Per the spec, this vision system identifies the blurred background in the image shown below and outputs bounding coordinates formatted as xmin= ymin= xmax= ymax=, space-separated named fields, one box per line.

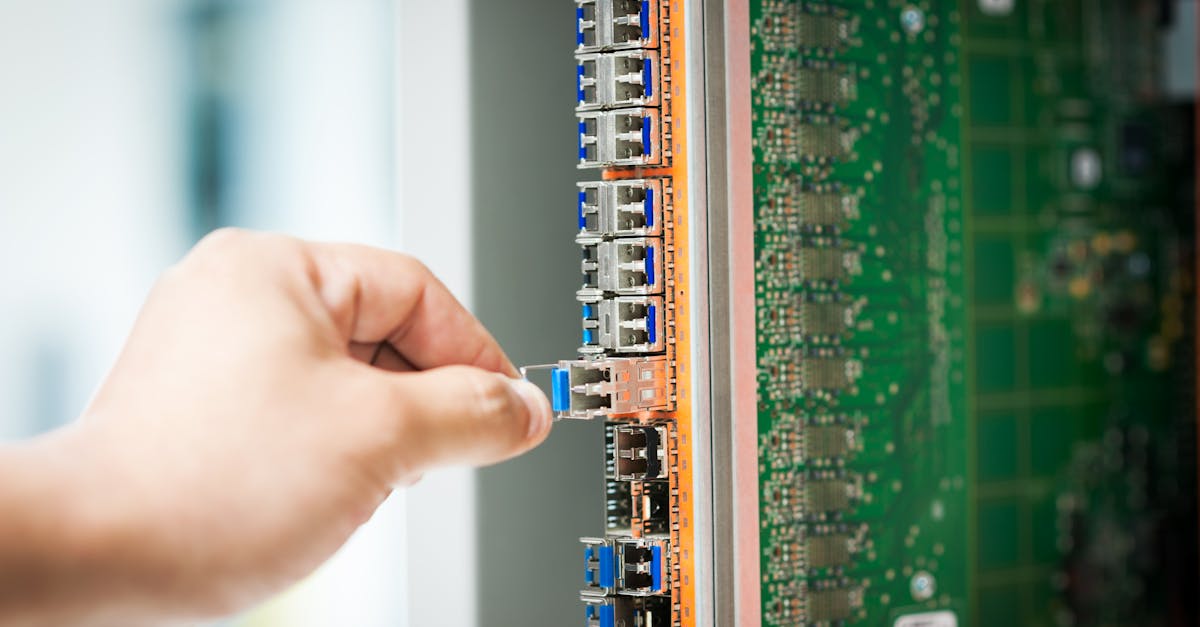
xmin=0 ymin=0 xmax=589 ymax=625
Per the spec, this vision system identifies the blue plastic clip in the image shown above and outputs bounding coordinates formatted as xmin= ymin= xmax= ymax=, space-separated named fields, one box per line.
xmin=640 ymin=1 xmax=650 ymax=40
xmin=598 ymin=545 xmax=616 ymax=588
xmin=577 ymin=64 xmax=586 ymax=104
xmin=578 ymin=190 xmax=587 ymax=229
xmin=651 ymin=545 xmax=663 ymax=591
xmin=645 ymin=246 xmax=656 ymax=287
xmin=643 ymin=58 xmax=653 ymax=98
xmin=552 ymin=368 xmax=570 ymax=413
xmin=576 ymin=7 xmax=585 ymax=46
xmin=645 ymin=187 xmax=655 ymax=227
xmin=647 ymin=305 xmax=657 ymax=345
xmin=641 ymin=118 xmax=651 ymax=157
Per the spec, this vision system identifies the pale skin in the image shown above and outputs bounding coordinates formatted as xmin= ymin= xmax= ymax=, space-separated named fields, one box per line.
xmin=0 ymin=229 xmax=553 ymax=626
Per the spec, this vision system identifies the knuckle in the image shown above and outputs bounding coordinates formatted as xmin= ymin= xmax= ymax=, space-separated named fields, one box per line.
xmin=185 ymin=228 xmax=309 ymax=279
xmin=196 ymin=227 xmax=251 ymax=252
xmin=394 ymin=253 xmax=432 ymax=280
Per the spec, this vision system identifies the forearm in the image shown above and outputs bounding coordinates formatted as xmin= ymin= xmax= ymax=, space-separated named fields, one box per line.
xmin=0 ymin=427 xmax=163 ymax=626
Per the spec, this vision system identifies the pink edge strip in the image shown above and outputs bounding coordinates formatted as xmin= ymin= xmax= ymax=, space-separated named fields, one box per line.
xmin=725 ymin=0 xmax=762 ymax=624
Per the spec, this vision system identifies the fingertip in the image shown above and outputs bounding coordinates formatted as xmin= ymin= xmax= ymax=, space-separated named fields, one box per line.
xmin=509 ymin=378 xmax=553 ymax=444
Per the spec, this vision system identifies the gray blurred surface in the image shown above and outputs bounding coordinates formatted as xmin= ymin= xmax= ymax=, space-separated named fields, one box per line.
xmin=470 ymin=0 xmax=603 ymax=625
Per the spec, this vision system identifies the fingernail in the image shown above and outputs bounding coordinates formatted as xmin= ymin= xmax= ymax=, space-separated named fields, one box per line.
xmin=510 ymin=378 xmax=552 ymax=440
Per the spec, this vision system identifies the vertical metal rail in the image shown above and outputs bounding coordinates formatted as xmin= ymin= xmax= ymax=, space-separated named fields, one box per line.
xmin=701 ymin=0 xmax=760 ymax=625
xmin=683 ymin=0 xmax=716 ymax=624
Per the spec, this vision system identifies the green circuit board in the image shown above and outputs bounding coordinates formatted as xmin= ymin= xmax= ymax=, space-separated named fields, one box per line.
xmin=751 ymin=1 xmax=1196 ymax=626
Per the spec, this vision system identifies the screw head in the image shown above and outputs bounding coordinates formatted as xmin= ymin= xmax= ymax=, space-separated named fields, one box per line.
xmin=901 ymin=7 xmax=926 ymax=34
xmin=911 ymin=570 xmax=937 ymax=601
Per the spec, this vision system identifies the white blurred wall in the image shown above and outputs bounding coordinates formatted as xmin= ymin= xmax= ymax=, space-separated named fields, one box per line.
xmin=0 ymin=0 xmax=459 ymax=624
xmin=0 ymin=0 xmax=189 ymax=439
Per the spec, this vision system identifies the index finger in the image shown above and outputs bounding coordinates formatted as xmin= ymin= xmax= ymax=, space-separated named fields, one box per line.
xmin=305 ymin=241 xmax=517 ymax=376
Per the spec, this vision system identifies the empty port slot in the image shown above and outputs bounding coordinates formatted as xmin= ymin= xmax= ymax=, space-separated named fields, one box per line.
xmin=614 ymin=424 xmax=667 ymax=480
xmin=554 ymin=356 xmax=672 ymax=420
xmin=577 ymin=179 xmax=665 ymax=239
xmin=635 ymin=480 xmax=671 ymax=536
xmin=606 ymin=477 xmax=633 ymax=534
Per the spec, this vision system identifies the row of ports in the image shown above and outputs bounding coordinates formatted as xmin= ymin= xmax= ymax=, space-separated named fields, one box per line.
xmin=582 ymin=536 xmax=671 ymax=597
xmin=579 ymin=108 xmax=662 ymax=169
xmin=551 ymin=356 xmax=672 ymax=420
xmin=577 ymin=49 xmax=662 ymax=111
xmin=577 ymin=0 xmax=660 ymax=52
xmin=577 ymin=179 xmax=664 ymax=238
xmin=580 ymin=295 xmax=665 ymax=354
xmin=584 ymin=595 xmax=670 ymax=627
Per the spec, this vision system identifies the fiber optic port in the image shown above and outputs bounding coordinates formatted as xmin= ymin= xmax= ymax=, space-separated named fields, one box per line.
xmin=578 ymin=236 xmax=664 ymax=296
xmin=608 ymin=0 xmax=657 ymax=49
xmin=576 ymin=56 xmax=600 ymax=109
xmin=578 ymin=115 xmax=600 ymax=164
xmin=613 ymin=424 xmax=668 ymax=480
xmin=579 ymin=295 xmax=666 ymax=354
xmin=582 ymin=596 xmax=615 ymax=627
xmin=576 ymin=0 xmax=660 ymax=52
xmin=611 ymin=109 xmax=660 ymax=167
xmin=577 ymin=108 xmax=663 ymax=168
xmin=582 ymin=537 xmax=618 ymax=596
xmin=606 ymin=477 xmax=633 ymax=534
xmin=581 ymin=537 xmax=671 ymax=598
xmin=576 ymin=50 xmax=662 ymax=110
xmin=577 ymin=179 xmax=664 ymax=239
xmin=633 ymin=480 xmax=671 ymax=536
xmin=551 ymin=356 xmax=672 ymax=420
xmin=615 ymin=537 xmax=671 ymax=596
xmin=583 ymin=594 xmax=672 ymax=627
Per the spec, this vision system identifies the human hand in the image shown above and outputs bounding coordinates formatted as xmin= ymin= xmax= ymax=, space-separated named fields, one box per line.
xmin=0 ymin=229 xmax=552 ymax=625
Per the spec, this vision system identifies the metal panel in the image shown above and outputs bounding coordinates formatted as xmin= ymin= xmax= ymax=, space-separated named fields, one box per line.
xmin=701 ymin=0 xmax=760 ymax=625
xmin=683 ymin=0 xmax=716 ymax=624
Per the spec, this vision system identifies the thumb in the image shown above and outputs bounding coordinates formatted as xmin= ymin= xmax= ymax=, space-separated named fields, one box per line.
xmin=379 ymin=365 xmax=553 ymax=476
